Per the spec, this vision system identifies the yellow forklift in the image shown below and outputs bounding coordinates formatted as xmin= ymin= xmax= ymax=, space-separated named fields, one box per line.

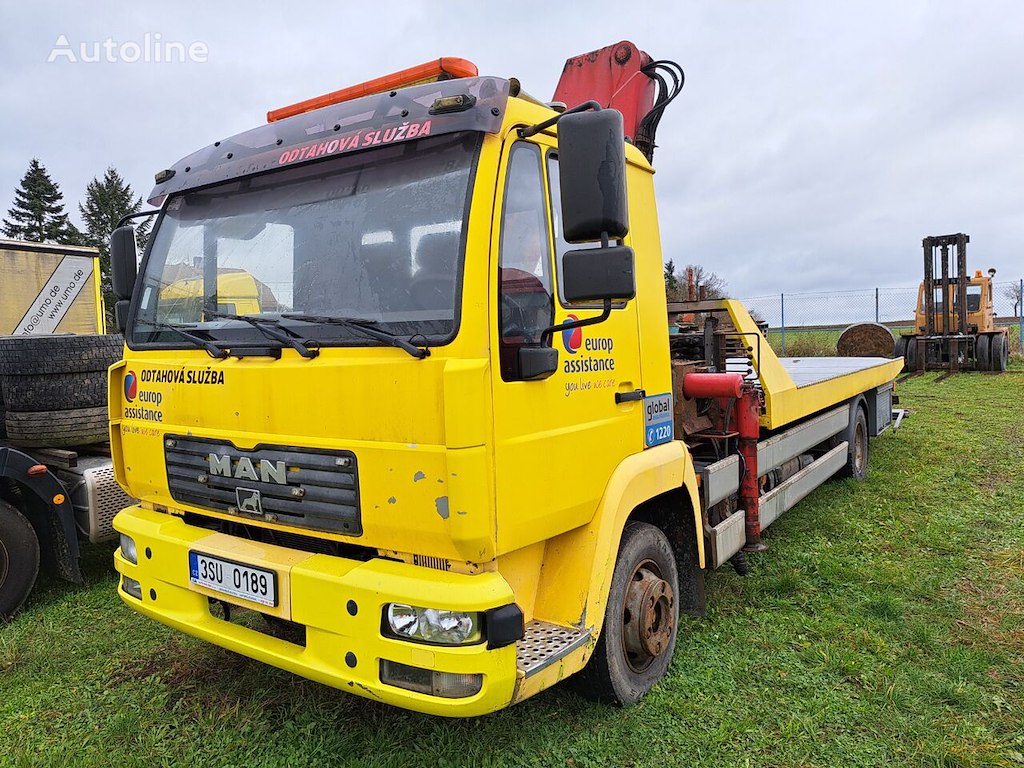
xmin=896 ymin=233 xmax=1008 ymax=373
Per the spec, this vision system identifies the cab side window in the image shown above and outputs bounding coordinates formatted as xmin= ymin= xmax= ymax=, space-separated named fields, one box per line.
xmin=546 ymin=154 xmax=604 ymax=307
xmin=498 ymin=143 xmax=554 ymax=381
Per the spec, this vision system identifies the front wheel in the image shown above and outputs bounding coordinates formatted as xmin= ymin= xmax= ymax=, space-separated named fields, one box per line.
xmin=976 ymin=334 xmax=992 ymax=371
xmin=904 ymin=336 xmax=918 ymax=370
xmin=573 ymin=522 xmax=679 ymax=705
xmin=990 ymin=333 xmax=1008 ymax=373
xmin=894 ymin=336 xmax=908 ymax=360
xmin=0 ymin=499 xmax=40 ymax=620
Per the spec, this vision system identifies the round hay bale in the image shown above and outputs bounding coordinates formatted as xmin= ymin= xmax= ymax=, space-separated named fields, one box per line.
xmin=837 ymin=323 xmax=896 ymax=357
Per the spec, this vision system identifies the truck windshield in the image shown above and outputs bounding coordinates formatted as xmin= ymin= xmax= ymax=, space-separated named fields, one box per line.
xmin=131 ymin=132 xmax=480 ymax=349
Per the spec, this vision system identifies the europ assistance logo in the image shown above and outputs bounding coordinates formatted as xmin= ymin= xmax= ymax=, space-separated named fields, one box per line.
xmin=561 ymin=314 xmax=581 ymax=354
xmin=124 ymin=370 xmax=138 ymax=402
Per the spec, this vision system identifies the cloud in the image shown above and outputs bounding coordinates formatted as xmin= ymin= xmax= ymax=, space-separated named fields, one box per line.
xmin=2 ymin=0 xmax=1022 ymax=300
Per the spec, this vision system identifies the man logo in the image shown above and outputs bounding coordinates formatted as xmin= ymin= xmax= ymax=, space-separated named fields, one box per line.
xmin=208 ymin=453 xmax=287 ymax=485
xmin=236 ymin=488 xmax=262 ymax=516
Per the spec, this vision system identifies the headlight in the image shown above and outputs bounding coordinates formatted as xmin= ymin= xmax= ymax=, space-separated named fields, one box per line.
xmin=385 ymin=603 xmax=481 ymax=645
xmin=119 ymin=534 xmax=138 ymax=565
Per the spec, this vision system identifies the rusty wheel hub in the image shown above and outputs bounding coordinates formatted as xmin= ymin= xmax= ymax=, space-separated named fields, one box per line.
xmin=622 ymin=560 xmax=675 ymax=672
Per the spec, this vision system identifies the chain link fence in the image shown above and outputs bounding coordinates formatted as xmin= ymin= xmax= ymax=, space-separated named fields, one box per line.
xmin=741 ymin=279 xmax=1024 ymax=357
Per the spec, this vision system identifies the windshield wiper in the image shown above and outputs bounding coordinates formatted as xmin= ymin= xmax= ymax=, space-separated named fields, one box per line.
xmin=281 ymin=313 xmax=431 ymax=359
xmin=203 ymin=310 xmax=320 ymax=359
xmin=136 ymin=320 xmax=229 ymax=359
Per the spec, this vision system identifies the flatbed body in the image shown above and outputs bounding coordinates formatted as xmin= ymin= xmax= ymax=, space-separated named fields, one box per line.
xmin=708 ymin=300 xmax=903 ymax=429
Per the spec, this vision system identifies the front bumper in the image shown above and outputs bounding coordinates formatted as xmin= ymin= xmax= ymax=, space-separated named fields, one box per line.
xmin=113 ymin=506 xmax=518 ymax=717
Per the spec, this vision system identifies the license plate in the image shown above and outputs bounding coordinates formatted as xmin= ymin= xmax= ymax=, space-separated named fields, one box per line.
xmin=188 ymin=551 xmax=277 ymax=607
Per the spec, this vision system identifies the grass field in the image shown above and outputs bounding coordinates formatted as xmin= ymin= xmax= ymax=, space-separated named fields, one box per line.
xmin=3 ymin=373 xmax=1023 ymax=767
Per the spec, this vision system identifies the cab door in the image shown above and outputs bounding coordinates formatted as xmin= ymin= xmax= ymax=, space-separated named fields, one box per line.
xmin=490 ymin=134 xmax=645 ymax=555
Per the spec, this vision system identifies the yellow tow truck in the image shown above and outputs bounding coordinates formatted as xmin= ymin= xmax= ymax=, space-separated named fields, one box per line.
xmin=108 ymin=43 xmax=903 ymax=716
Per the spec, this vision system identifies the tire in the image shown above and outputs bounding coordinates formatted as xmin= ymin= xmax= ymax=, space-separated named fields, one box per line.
xmin=4 ymin=406 xmax=109 ymax=447
xmin=904 ymin=336 xmax=918 ymax=371
xmin=990 ymin=333 xmax=1008 ymax=373
xmin=975 ymin=334 xmax=991 ymax=372
xmin=573 ymin=522 xmax=679 ymax=705
xmin=0 ymin=499 xmax=40 ymax=620
xmin=837 ymin=403 xmax=869 ymax=480
xmin=1 ymin=370 xmax=108 ymax=412
xmin=0 ymin=334 xmax=123 ymax=376
xmin=894 ymin=336 xmax=908 ymax=360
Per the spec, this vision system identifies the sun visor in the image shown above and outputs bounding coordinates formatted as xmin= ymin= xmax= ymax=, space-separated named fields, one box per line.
xmin=148 ymin=76 xmax=509 ymax=205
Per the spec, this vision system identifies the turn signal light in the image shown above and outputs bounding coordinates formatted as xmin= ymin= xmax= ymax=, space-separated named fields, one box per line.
xmin=267 ymin=57 xmax=479 ymax=123
xmin=27 ymin=464 xmax=48 ymax=477
xmin=379 ymin=660 xmax=482 ymax=699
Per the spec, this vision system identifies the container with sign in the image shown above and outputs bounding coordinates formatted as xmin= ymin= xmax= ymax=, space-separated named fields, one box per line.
xmin=1 ymin=238 xmax=133 ymax=619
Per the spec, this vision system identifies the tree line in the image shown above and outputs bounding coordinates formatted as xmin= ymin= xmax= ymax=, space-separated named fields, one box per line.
xmin=2 ymin=158 xmax=150 ymax=322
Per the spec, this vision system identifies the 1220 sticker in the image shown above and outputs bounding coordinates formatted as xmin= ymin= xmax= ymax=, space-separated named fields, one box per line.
xmin=644 ymin=393 xmax=673 ymax=448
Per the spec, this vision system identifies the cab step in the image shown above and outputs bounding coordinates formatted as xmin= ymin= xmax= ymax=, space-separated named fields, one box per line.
xmin=516 ymin=620 xmax=591 ymax=677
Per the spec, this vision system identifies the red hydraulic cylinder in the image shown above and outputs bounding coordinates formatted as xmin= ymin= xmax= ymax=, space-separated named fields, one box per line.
xmin=681 ymin=372 xmax=743 ymax=400
xmin=735 ymin=389 xmax=767 ymax=552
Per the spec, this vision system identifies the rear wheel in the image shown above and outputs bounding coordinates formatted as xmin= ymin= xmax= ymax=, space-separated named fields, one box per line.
xmin=990 ymin=333 xmax=1008 ymax=373
xmin=573 ymin=522 xmax=679 ymax=705
xmin=0 ymin=500 xmax=40 ymax=620
xmin=837 ymin=404 xmax=869 ymax=480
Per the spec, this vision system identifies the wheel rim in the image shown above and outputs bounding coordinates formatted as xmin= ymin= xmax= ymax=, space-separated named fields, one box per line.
xmin=621 ymin=559 xmax=675 ymax=673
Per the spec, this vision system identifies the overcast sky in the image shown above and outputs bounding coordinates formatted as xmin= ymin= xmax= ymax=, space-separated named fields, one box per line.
xmin=2 ymin=1 xmax=1022 ymax=299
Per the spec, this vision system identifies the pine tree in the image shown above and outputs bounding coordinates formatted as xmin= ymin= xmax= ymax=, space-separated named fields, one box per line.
xmin=79 ymin=167 xmax=150 ymax=319
xmin=2 ymin=158 xmax=81 ymax=244
xmin=664 ymin=259 xmax=681 ymax=301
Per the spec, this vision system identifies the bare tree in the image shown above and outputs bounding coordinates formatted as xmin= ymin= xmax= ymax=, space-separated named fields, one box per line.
xmin=686 ymin=264 xmax=728 ymax=300
xmin=1003 ymin=282 xmax=1023 ymax=317
xmin=664 ymin=260 xmax=729 ymax=301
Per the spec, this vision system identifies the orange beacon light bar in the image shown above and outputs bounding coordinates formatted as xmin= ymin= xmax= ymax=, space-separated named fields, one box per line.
xmin=267 ymin=57 xmax=479 ymax=123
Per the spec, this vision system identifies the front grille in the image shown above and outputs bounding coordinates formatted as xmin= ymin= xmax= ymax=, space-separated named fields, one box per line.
xmin=413 ymin=555 xmax=451 ymax=571
xmin=165 ymin=436 xmax=361 ymax=536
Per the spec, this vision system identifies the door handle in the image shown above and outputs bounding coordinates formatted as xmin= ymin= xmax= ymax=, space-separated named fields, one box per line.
xmin=615 ymin=388 xmax=646 ymax=404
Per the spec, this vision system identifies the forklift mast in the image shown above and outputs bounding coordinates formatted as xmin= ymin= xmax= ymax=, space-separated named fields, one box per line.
xmin=922 ymin=233 xmax=970 ymax=337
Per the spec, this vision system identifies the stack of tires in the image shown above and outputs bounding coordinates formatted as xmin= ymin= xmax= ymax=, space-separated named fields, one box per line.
xmin=0 ymin=335 xmax=124 ymax=447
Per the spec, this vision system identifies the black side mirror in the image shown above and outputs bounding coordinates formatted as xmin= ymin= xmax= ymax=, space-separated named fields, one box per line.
xmin=110 ymin=226 xmax=138 ymax=300
xmin=114 ymin=299 xmax=132 ymax=333
xmin=517 ymin=346 xmax=559 ymax=380
xmin=562 ymin=245 xmax=636 ymax=304
xmin=557 ymin=109 xmax=629 ymax=243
